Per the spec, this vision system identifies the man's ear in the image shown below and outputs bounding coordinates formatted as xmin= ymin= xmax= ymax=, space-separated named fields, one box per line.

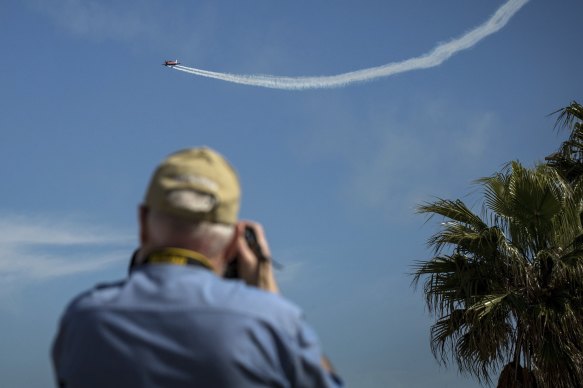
xmin=139 ymin=205 xmax=149 ymax=245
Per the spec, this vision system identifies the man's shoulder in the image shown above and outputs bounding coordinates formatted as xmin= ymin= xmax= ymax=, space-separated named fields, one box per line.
xmin=60 ymin=278 xmax=127 ymax=317
xmin=61 ymin=267 xmax=304 ymax=334
xmin=219 ymin=278 xmax=303 ymax=322
xmin=150 ymin=265 xmax=304 ymax=324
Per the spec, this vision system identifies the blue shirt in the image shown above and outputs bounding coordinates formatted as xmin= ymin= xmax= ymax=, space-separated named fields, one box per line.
xmin=52 ymin=263 xmax=342 ymax=388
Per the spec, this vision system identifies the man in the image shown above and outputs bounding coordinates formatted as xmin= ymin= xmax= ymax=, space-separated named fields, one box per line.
xmin=52 ymin=147 xmax=342 ymax=387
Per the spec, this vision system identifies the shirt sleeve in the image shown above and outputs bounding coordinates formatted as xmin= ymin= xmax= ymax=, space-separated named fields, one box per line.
xmin=51 ymin=309 xmax=70 ymax=388
xmin=289 ymin=320 xmax=344 ymax=387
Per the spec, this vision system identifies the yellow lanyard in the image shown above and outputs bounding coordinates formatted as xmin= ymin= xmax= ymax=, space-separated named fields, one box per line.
xmin=144 ymin=247 xmax=213 ymax=270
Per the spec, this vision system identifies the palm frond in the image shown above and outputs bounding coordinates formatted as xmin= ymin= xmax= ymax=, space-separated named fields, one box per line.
xmin=551 ymin=100 xmax=583 ymax=132
xmin=417 ymin=199 xmax=488 ymax=231
xmin=547 ymin=101 xmax=583 ymax=182
xmin=413 ymin=143 xmax=583 ymax=387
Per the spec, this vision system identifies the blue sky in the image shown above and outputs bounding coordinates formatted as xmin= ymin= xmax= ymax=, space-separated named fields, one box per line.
xmin=1 ymin=0 xmax=582 ymax=387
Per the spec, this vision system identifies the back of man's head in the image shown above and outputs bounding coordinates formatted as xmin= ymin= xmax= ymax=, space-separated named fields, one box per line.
xmin=141 ymin=147 xmax=241 ymax=258
xmin=144 ymin=147 xmax=241 ymax=225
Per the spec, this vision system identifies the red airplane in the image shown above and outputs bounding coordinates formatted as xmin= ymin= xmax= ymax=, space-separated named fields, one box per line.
xmin=163 ymin=60 xmax=180 ymax=67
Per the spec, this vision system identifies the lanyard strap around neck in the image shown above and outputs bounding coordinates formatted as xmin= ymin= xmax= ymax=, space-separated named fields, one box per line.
xmin=143 ymin=247 xmax=213 ymax=270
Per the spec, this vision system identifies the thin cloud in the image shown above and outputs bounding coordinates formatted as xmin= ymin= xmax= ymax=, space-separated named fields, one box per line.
xmin=0 ymin=215 xmax=133 ymax=284
xmin=345 ymin=108 xmax=499 ymax=218
xmin=172 ymin=0 xmax=529 ymax=89
xmin=0 ymin=215 xmax=132 ymax=245
xmin=0 ymin=248 xmax=128 ymax=281
xmin=25 ymin=0 xmax=153 ymax=42
xmin=24 ymin=0 xmax=214 ymax=56
xmin=292 ymin=97 xmax=501 ymax=221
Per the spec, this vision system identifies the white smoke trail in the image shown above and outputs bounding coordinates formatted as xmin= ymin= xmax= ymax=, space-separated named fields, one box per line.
xmin=172 ymin=0 xmax=529 ymax=90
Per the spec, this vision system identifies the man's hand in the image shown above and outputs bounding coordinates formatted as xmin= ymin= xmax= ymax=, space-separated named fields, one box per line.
xmin=233 ymin=221 xmax=279 ymax=294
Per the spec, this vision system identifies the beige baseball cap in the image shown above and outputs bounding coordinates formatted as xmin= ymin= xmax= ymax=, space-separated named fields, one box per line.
xmin=144 ymin=147 xmax=240 ymax=225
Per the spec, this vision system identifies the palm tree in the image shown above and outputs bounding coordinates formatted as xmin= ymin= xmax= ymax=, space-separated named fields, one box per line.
xmin=412 ymin=161 xmax=583 ymax=387
xmin=545 ymin=101 xmax=583 ymax=183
